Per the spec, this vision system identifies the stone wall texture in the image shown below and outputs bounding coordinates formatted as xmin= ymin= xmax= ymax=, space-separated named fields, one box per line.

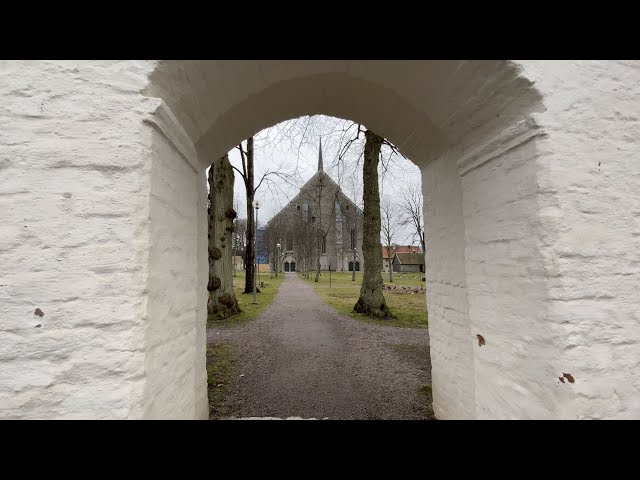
xmin=1 ymin=60 xmax=638 ymax=419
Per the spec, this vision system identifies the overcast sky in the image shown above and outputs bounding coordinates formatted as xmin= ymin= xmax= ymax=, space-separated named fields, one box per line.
xmin=219 ymin=115 xmax=423 ymax=246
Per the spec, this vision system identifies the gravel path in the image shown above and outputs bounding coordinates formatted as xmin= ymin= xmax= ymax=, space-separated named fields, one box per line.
xmin=207 ymin=274 xmax=432 ymax=420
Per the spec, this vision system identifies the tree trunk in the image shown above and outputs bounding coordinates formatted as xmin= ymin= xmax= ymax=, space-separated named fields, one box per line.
xmin=388 ymin=245 xmax=393 ymax=283
xmin=207 ymin=155 xmax=241 ymax=319
xmin=315 ymin=236 xmax=320 ymax=282
xmin=352 ymin=248 xmax=356 ymax=282
xmin=243 ymin=137 xmax=260 ymax=294
xmin=354 ymin=130 xmax=392 ymax=318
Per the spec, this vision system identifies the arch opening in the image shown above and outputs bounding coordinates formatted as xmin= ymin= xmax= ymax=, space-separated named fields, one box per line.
xmin=142 ymin=60 xmax=546 ymax=420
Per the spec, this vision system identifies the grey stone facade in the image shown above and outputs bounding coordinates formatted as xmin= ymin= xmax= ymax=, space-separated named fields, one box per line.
xmin=267 ymin=141 xmax=364 ymax=273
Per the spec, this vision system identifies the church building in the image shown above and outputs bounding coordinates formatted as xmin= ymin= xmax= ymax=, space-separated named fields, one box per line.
xmin=267 ymin=140 xmax=364 ymax=273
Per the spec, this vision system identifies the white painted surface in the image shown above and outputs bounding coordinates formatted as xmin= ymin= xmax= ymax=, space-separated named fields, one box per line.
xmin=423 ymin=152 xmax=475 ymax=419
xmin=1 ymin=60 xmax=638 ymax=419
xmin=0 ymin=60 xmax=158 ymax=418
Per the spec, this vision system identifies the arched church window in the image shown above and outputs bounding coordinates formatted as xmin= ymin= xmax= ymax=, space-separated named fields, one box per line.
xmin=321 ymin=237 xmax=326 ymax=254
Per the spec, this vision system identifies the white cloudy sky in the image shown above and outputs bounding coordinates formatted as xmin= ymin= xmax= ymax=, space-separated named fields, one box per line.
xmin=219 ymin=115 xmax=423 ymax=246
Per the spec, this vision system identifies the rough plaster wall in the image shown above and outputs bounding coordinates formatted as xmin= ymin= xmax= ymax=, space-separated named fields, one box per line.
xmin=8 ymin=60 xmax=636 ymax=420
xmin=460 ymin=130 xmax=563 ymax=419
xmin=194 ymin=169 xmax=209 ymax=418
xmin=0 ymin=60 xmax=159 ymax=418
xmin=142 ymin=129 xmax=207 ymax=419
xmin=146 ymin=61 xmax=540 ymax=164
xmin=423 ymin=155 xmax=475 ymax=419
xmin=517 ymin=60 xmax=640 ymax=419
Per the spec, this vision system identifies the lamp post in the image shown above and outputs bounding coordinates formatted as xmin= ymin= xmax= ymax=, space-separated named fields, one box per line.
xmin=252 ymin=200 xmax=260 ymax=305
xmin=276 ymin=243 xmax=281 ymax=277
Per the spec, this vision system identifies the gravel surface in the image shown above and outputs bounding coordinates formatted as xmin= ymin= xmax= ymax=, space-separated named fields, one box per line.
xmin=207 ymin=274 xmax=432 ymax=420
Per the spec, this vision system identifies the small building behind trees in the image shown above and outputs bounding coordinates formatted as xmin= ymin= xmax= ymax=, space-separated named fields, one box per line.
xmin=392 ymin=252 xmax=425 ymax=273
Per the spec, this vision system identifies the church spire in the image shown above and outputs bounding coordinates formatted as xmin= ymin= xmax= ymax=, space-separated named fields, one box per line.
xmin=318 ymin=137 xmax=323 ymax=171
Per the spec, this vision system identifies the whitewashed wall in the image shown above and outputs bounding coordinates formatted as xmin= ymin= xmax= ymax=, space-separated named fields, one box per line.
xmin=1 ymin=60 xmax=638 ymax=419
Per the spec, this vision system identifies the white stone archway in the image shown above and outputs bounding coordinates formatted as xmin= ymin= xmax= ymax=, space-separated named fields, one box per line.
xmin=1 ymin=61 xmax=639 ymax=419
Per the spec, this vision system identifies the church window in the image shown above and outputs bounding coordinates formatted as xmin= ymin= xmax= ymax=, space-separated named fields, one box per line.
xmin=296 ymin=205 xmax=300 ymax=211
xmin=321 ymin=237 xmax=326 ymax=254
xmin=311 ymin=216 xmax=315 ymax=223
xmin=350 ymin=229 xmax=355 ymax=249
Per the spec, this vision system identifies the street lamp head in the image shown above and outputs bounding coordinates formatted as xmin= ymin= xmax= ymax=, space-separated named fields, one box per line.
xmin=253 ymin=200 xmax=260 ymax=209
xmin=277 ymin=243 xmax=281 ymax=249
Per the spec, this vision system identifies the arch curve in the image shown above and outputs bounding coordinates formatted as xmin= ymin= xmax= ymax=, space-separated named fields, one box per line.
xmin=144 ymin=60 xmax=544 ymax=171
xmin=141 ymin=60 xmax=548 ymax=420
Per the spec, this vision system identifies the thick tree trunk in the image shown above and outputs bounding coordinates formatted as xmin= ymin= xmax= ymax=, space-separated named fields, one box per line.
xmin=243 ymin=137 xmax=260 ymax=294
xmin=207 ymin=154 xmax=241 ymax=319
xmin=354 ymin=130 xmax=392 ymax=318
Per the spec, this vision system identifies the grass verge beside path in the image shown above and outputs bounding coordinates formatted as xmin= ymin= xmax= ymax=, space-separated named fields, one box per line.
xmin=300 ymin=271 xmax=428 ymax=329
xmin=207 ymin=272 xmax=284 ymax=327
xmin=206 ymin=342 xmax=236 ymax=419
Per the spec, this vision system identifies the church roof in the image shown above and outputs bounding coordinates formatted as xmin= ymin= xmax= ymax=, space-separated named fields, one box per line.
xmin=268 ymin=140 xmax=362 ymax=222
xmin=382 ymin=245 xmax=422 ymax=259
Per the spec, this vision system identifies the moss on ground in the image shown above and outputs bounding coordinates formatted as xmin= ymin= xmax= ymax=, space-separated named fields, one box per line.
xmin=206 ymin=342 xmax=236 ymax=419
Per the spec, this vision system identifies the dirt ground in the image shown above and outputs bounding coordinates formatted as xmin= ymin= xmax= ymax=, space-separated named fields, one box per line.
xmin=207 ymin=274 xmax=433 ymax=420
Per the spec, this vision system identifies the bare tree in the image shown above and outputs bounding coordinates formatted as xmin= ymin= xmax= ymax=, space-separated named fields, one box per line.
xmin=347 ymin=176 xmax=363 ymax=282
xmin=401 ymin=182 xmax=426 ymax=253
xmin=295 ymin=212 xmax=316 ymax=279
xmin=380 ymin=196 xmax=400 ymax=283
xmin=232 ymin=213 xmax=247 ymax=277
xmin=207 ymin=154 xmax=241 ymax=319
xmin=353 ymin=130 xmax=392 ymax=318
xmin=236 ymin=137 xmax=258 ymax=294
xmin=231 ymin=136 xmax=297 ymax=294
xmin=246 ymin=115 xmax=408 ymax=306
xmin=265 ymin=213 xmax=286 ymax=276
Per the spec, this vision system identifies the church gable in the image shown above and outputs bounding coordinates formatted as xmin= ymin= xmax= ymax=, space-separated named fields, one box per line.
xmin=266 ymin=139 xmax=365 ymax=273
xmin=270 ymin=140 xmax=362 ymax=224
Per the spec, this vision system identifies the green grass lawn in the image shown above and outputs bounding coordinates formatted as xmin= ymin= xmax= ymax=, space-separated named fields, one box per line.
xmin=206 ymin=272 xmax=284 ymax=327
xmin=300 ymin=271 xmax=428 ymax=329
xmin=206 ymin=341 xmax=236 ymax=419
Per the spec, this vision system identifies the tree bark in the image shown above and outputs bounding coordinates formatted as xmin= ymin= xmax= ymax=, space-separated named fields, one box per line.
xmin=388 ymin=245 xmax=393 ymax=283
xmin=315 ymin=236 xmax=321 ymax=282
xmin=352 ymin=247 xmax=356 ymax=282
xmin=207 ymin=154 xmax=241 ymax=319
xmin=243 ymin=137 xmax=260 ymax=294
xmin=353 ymin=130 xmax=392 ymax=318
